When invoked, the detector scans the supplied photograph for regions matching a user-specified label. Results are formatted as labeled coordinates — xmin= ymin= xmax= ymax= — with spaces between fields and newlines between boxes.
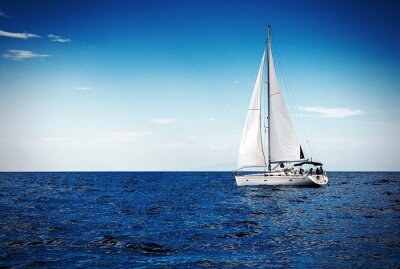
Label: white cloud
xmin=154 ymin=142 xmax=188 ymax=149
xmin=149 ymin=118 xmax=177 ymax=124
xmin=42 ymin=137 xmax=73 ymax=142
xmin=41 ymin=132 xmax=152 ymax=145
xmin=75 ymin=86 xmax=92 ymax=91
xmin=92 ymin=132 xmax=152 ymax=143
xmin=3 ymin=50 xmax=50 ymax=61
xmin=206 ymin=117 xmax=216 ymax=121
xmin=0 ymin=30 xmax=40 ymax=39
xmin=299 ymin=106 xmax=363 ymax=118
xmin=48 ymin=34 xmax=71 ymax=43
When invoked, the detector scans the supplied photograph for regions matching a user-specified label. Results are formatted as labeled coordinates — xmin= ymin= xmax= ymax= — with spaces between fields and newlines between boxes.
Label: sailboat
xmin=234 ymin=25 xmax=328 ymax=187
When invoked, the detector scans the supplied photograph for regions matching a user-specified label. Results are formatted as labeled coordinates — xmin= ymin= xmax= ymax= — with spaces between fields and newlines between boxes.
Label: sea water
xmin=0 ymin=172 xmax=399 ymax=268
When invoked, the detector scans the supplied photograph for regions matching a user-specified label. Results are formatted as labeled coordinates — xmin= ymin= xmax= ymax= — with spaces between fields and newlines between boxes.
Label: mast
xmin=267 ymin=24 xmax=271 ymax=171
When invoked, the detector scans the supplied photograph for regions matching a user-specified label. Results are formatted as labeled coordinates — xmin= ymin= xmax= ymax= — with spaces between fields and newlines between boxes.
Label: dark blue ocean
xmin=0 ymin=172 xmax=399 ymax=268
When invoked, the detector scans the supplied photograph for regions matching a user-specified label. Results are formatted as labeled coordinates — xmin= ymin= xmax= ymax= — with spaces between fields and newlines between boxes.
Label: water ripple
xmin=0 ymin=171 xmax=399 ymax=268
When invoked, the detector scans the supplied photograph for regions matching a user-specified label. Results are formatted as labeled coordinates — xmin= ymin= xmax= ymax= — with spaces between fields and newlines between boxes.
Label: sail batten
xmin=236 ymin=52 xmax=266 ymax=170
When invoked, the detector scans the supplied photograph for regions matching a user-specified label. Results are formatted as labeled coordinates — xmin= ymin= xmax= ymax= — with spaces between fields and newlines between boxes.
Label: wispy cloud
xmin=300 ymin=106 xmax=363 ymax=118
xmin=48 ymin=34 xmax=71 ymax=43
xmin=3 ymin=50 xmax=50 ymax=61
xmin=149 ymin=118 xmax=177 ymax=124
xmin=154 ymin=142 xmax=188 ymax=149
xmin=42 ymin=132 xmax=152 ymax=144
xmin=42 ymin=137 xmax=73 ymax=142
xmin=0 ymin=29 xmax=40 ymax=39
xmin=75 ymin=86 xmax=92 ymax=91
xmin=92 ymin=132 xmax=152 ymax=143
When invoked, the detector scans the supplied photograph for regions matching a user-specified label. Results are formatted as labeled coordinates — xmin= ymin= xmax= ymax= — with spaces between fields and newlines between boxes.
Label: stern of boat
xmin=308 ymin=174 xmax=329 ymax=185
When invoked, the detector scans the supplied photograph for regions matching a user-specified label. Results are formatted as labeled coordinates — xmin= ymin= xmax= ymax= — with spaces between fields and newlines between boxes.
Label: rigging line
xmin=271 ymin=40 xmax=303 ymax=143
xmin=283 ymin=66 xmax=315 ymax=159
xmin=274 ymin=38 xmax=314 ymax=159
xmin=283 ymin=59 xmax=314 ymax=159
xmin=271 ymin=36 xmax=312 ymax=160
xmin=273 ymin=42 xmax=307 ymax=155
xmin=278 ymin=52 xmax=313 ymax=159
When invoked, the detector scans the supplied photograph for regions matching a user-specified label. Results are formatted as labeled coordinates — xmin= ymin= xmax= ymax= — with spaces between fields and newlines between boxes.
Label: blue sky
xmin=0 ymin=0 xmax=399 ymax=171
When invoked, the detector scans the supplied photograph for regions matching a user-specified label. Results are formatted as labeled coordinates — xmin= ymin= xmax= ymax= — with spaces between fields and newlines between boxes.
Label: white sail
xmin=234 ymin=26 xmax=328 ymax=187
xmin=268 ymin=45 xmax=302 ymax=162
xmin=237 ymin=52 xmax=267 ymax=169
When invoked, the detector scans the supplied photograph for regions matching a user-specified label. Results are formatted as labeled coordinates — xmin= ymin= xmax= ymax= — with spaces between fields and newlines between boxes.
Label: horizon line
xmin=0 ymin=170 xmax=399 ymax=173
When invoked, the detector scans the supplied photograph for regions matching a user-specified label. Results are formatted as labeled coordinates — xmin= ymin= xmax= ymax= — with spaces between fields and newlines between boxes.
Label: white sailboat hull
xmin=235 ymin=173 xmax=328 ymax=186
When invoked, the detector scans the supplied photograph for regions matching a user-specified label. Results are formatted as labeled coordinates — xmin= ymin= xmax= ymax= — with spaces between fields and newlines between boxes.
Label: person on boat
xmin=316 ymin=167 xmax=320 ymax=175
xmin=320 ymin=166 xmax=324 ymax=174
xmin=275 ymin=163 xmax=285 ymax=173
xmin=283 ymin=168 xmax=289 ymax=175
xmin=299 ymin=168 xmax=304 ymax=175
xmin=290 ymin=168 xmax=295 ymax=175
xmin=309 ymin=168 xmax=313 ymax=175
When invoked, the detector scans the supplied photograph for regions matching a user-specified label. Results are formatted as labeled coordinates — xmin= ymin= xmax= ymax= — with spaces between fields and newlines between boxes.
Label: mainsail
xmin=237 ymin=31 xmax=304 ymax=170
xmin=268 ymin=44 xmax=302 ymax=163
xmin=236 ymin=52 xmax=267 ymax=169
